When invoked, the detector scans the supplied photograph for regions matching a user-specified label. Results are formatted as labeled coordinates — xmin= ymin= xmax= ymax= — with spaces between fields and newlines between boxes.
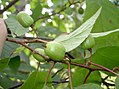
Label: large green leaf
xmin=115 ymin=76 xmax=119 ymax=89
xmin=74 ymin=83 xmax=103 ymax=89
xmin=0 ymin=41 xmax=19 ymax=59
xmin=20 ymin=71 xmax=52 ymax=89
xmin=84 ymin=0 xmax=119 ymax=32
xmin=92 ymin=46 xmax=119 ymax=70
xmin=8 ymin=56 xmax=20 ymax=73
xmin=72 ymin=68 xmax=101 ymax=87
xmin=83 ymin=0 xmax=119 ymax=50
xmin=55 ymin=7 xmax=101 ymax=52
xmin=0 ymin=58 xmax=9 ymax=71
xmin=5 ymin=15 xmax=28 ymax=36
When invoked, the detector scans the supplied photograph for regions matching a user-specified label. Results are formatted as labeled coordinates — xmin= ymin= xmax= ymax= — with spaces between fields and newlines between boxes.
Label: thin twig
xmin=90 ymin=62 xmax=119 ymax=76
xmin=44 ymin=62 xmax=55 ymax=85
xmin=67 ymin=62 xmax=73 ymax=89
xmin=6 ymin=37 xmax=48 ymax=43
xmin=0 ymin=0 xmax=19 ymax=14
xmin=36 ymin=62 xmax=40 ymax=76
xmin=33 ymin=1 xmax=80 ymax=24
xmin=6 ymin=37 xmax=49 ymax=61
xmin=83 ymin=70 xmax=92 ymax=84
xmin=52 ymin=67 xmax=64 ymax=78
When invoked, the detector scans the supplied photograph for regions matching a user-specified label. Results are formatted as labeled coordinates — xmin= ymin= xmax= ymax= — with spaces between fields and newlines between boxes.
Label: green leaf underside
xmin=92 ymin=28 xmax=119 ymax=38
xmin=0 ymin=74 xmax=13 ymax=89
xmin=115 ymin=76 xmax=119 ymax=89
xmin=55 ymin=7 xmax=101 ymax=52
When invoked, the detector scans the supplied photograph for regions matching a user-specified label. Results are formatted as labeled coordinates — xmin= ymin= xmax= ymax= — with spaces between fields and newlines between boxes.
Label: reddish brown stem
xmin=90 ymin=62 xmax=119 ymax=76
xmin=36 ymin=62 xmax=40 ymax=76
xmin=83 ymin=70 xmax=92 ymax=84
xmin=45 ymin=62 xmax=55 ymax=85
xmin=6 ymin=37 xmax=49 ymax=61
xmin=67 ymin=62 xmax=73 ymax=89
xmin=7 ymin=37 xmax=48 ymax=43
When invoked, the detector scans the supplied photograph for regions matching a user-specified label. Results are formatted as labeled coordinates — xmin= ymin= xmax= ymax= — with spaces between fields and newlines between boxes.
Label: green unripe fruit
xmin=81 ymin=34 xmax=95 ymax=50
xmin=17 ymin=11 xmax=34 ymax=28
xmin=44 ymin=41 xmax=66 ymax=61
xmin=33 ymin=48 xmax=46 ymax=62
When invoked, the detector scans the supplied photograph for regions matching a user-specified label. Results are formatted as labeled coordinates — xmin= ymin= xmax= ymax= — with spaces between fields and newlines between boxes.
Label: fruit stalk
xmin=0 ymin=18 xmax=7 ymax=56
xmin=44 ymin=62 xmax=55 ymax=85
xmin=67 ymin=62 xmax=73 ymax=89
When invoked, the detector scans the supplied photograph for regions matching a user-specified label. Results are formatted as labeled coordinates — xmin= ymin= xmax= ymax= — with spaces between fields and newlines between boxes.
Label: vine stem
xmin=44 ymin=62 xmax=55 ymax=85
xmin=6 ymin=38 xmax=119 ymax=76
xmin=67 ymin=62 xmax=73 ymax=89
xmin=89 ymin=62 xmax=119 ymax=76
xmin=83 ymin=70 xmax=92 ymax=84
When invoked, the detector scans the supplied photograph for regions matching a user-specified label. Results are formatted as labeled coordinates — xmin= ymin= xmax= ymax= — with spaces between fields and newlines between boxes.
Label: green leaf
xmin=115 ymin=76 xmax=119 ymax=89
xmin=92 ymin=46 xmax=119 ymax=70
xmin=5 ymin=15 xmax=28 ymax=36
xmin=8 ymin=56 xmax=20 ymax=73
xmin=84 ymin=0 xmax=119 ymax=32
xmin=0 ymin=41 xmax=19 ymax=59
xmin=72 ymin=68 xmax=101 ymax=87
xmin=74 ymin=83 xmax=103 ymax=89
xmin=20 ymin=71 xmax=52 ymax=89
xmin=0 ymin=73 xmax=13 ymax=89
xmin=55 ymin=7 xmax=101 ymax=52
xmin=0 ymin=58 xmax=9 ymax=71
xmin=32 ymin=3 xmax=42 ymax=20
xmin=93 ymin=31 xmax=119 ymax=50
